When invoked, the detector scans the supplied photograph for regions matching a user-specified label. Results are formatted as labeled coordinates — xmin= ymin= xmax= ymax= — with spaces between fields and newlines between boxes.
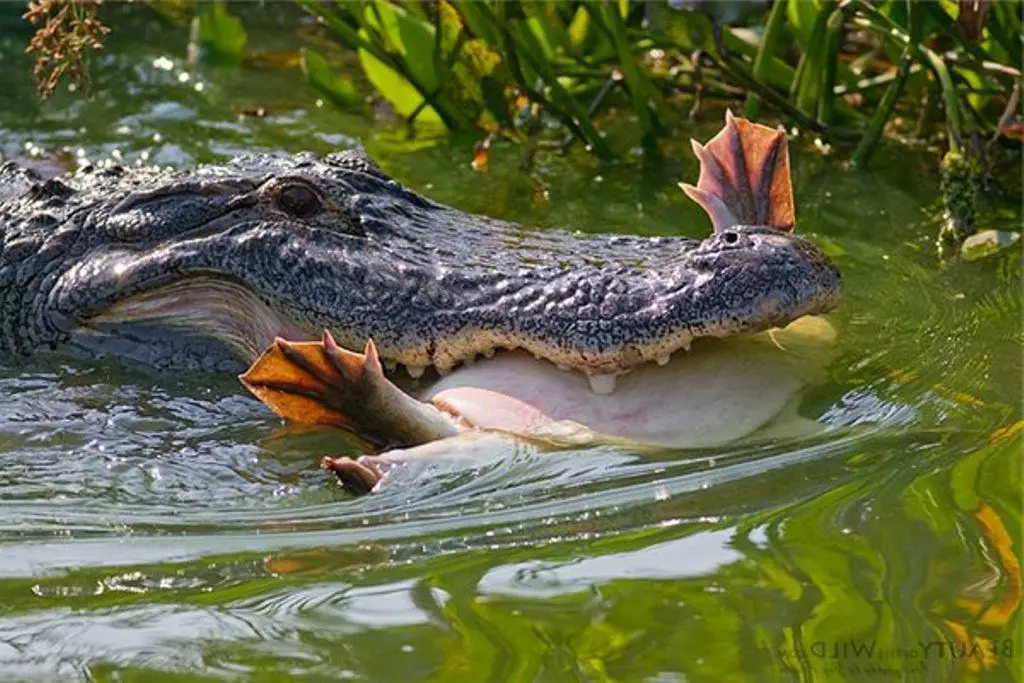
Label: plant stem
xmin=794 ymin=1 xmax=837 ymax=116
xmin=921 ymin=47 xmax=964 ymax=153
xmin=742 ymin=0 xmax=787 ymax=119
xmin=987 ymin=81 xmax=1020 ymax=150
xmin=915 ymin=73 xmax=940 ymax=139
xmin=495 ymin=22 xmax=615 ymax=160
xmin=560 ymin=72 xmax=623 ymax=152
xmin=819 ymin=7 xmax=846 ymax=124
xmin=703 ymin=38 xmax=838 ymax=137
xmin=834 ymin=64 xmax=922 ymax=96
xmin=852 ymin=51 xmax=913 ymax=169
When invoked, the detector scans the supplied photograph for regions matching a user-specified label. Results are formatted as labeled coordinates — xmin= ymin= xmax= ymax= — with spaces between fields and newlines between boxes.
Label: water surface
xmin=0 ymin=8 xmax=1020 ymax=682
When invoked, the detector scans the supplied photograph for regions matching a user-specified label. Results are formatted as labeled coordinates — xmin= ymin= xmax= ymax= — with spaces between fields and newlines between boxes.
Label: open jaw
xmin=76 ymin=220 xmax=839 ymax=388
xmin=233 ymin=113 xmax=846 ymax=494
xmin=4 ymin=111 xmax=842 ymax=486
xmin=55 ymin=113 xmax=838 ymax=395
xmin=240 ymin=315 xmax=838 ymax=494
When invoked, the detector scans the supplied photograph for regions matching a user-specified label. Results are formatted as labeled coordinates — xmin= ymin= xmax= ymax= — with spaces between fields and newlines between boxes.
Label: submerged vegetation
xmin=19 ymin=0 xmax=1023 ymax=254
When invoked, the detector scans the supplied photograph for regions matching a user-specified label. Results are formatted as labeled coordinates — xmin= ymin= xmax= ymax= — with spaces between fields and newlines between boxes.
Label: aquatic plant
xmin=290 ymin=2 xmax=1019 ymax=163
xmin=24 ymin=1 xmax=1021 ymax=161
xmin=22 ymin=0 xmax=109 ymax=98
xmin=279 ymin=0 xmax=1024 ymax=253
xmin=19 ymin=0 xmax=1023 ymax=252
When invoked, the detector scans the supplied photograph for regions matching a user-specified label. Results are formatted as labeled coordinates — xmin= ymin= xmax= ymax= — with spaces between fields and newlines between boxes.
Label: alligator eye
xmin=721 ymin=230 xmax=739 ymax=245
xmin=276 ymin=183 xmax=322 ymax=218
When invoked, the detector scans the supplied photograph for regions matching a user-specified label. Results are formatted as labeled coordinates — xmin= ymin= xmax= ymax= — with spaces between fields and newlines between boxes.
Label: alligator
xmin=234 ymin=114 xmax=842 ymax=492
xmin=0 ymin=113 xmax=841 ymax=492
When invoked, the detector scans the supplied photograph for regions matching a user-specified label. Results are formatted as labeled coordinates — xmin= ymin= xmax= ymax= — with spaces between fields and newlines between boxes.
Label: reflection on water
xmin=0 ymin=7 xmax=1020 ymax=682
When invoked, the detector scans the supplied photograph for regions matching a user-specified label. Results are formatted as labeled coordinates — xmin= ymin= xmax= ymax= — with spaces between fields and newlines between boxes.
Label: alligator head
xmin=0 ymin=113 xmax=840 ymax=382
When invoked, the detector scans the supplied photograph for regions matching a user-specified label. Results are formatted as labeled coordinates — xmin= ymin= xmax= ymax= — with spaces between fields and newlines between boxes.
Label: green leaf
xmin=786 ymin=0 xmax=821 ymax=48
xmin=437 ymin=0 xmax=465 ymax=54
xmin=524 ymin=16 xmax=557 ymax=60
xmin=297 ymin=2 xmax=429 ymax=114
xmin=357 ymin=29 xmax=442 ymax=124
xmin=519 ymin=3 xmax=570 ymax=60
xmin=479 ymin=73 xmax=514 ymax=130
xmin=188 ymin=1 xmax=247 ymax=64
xmin=793 ymin=1 xmax=835 ymax=115
xmin=590 ymin=3 xmax=664 ymax=142
xmin=988 ymin=1 xmax=1022 ymax=66
xmin=395 ymin=0 xmax=429 ymax=20
xmin=300 ymin=48 xmax=364 ymax=111
xmin=818 ymin=7 xmax=845 ymax=123
xmin=362 ymin=3 xmax=439 ymax=92
xmin=656 ymin=12 xmax=795 ymax=91
xmin=957 ymin=66 xmax=990 ymax=113
xmin=363 ymin=2 xmax=403 ymax=52
xmin=451 ymin=1 xmax=503 ymax=48
xmin=744 ymin=0 xmax=789 ymax=118
xmin=566 ymin=7 xmax=614 ymax=61
xmin=500 ymin=20 xmax=614 ymax=159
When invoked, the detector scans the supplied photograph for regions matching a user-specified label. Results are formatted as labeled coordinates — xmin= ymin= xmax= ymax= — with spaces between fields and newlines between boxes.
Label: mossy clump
xmin=937 ymin=149 xmax=981 ymax=256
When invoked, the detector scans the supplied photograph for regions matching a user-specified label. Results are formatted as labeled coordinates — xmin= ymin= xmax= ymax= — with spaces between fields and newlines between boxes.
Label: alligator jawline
xmin=84 ymin=277 xmax=314 ymax=362
xmin=375 ymin=292 xmax=837 ymax=393
xmin=79 ymin=274 xmax=834 ymax=395
xmin=77 ymin=276 xmax=652 ymax=385
xmin=79 ymin=279 xmax=692 ymax=394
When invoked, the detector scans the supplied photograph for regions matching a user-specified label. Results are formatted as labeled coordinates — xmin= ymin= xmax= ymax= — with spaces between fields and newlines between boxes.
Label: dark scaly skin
xmin=0 ymin=149 xmax=841 ymax=375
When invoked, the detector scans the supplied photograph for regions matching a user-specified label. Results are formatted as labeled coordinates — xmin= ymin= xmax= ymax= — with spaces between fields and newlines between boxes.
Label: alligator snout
xmin=687 ymin=226 xmax=842 ymax=331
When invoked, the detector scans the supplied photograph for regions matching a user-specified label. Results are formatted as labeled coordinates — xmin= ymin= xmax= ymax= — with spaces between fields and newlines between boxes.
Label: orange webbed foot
xmin=240 ymin=331 xmax=462 ymax=451
xmin=680 ymin=110 xmax=795 ymax=233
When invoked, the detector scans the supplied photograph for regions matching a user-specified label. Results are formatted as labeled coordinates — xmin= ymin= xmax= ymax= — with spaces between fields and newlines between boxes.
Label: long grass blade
xmin=852 ymin=51 xmax=914 ymax=168
xmin=743 ymin=0 xmax=788 ymax=119
xmin=588 ymin=3 xmax=663 ymax=144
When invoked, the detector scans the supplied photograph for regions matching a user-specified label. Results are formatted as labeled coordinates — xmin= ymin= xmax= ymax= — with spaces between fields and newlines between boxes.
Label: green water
xmin=0 ymin=8 xmax=1020 ymax=682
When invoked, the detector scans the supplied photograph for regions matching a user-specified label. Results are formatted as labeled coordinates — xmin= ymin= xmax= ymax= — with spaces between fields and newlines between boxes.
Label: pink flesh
xmin=432 ymin=387 xmax=553 ymax=431
xmin=423 ymin=317 xmax=835 ymax=448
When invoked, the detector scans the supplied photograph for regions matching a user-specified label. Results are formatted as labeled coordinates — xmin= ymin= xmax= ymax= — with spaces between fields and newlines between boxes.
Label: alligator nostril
xmin=722 ymin=231 xmax=739 ymax=245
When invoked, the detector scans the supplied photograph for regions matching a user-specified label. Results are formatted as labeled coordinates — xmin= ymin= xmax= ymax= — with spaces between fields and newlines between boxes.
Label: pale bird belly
xmin=423 ymin=316 xmax=837 ymax=448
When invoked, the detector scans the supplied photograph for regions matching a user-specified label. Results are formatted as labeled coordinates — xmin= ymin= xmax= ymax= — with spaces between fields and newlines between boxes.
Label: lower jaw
xmin=67 ymin=322 xmax=256 ymax=372
xmin=415 ymin=316 xmax=836 ymax=447
xmin=78 ymin=277 xmax=316 ymax=371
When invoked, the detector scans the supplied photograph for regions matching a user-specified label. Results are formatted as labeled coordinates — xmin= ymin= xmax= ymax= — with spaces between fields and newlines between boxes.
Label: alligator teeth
xmin=406 ymin=364 xmax=426 ymax=379
xmin=587 ymin=373 xmax=617 ymax=395
xmin=557 ymin=364 xmax=572 ymax=372
xmin=384 ymin=360 xmax=397 ymax=373
xmin=679 ymin=339 xmax=692 ymax=352
xmin=655 ymin=354 xmax=671 ymax=366
xmin=482 ymin=349 xmax=496 ymax=359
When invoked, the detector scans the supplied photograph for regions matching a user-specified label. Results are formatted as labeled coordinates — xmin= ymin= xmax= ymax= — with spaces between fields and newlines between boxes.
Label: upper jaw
xmin=74 ymin=208 xmax=840 ymax=380
xmin=248 ymin=225 xmax=843 ymax=380
xmin=91 ymin=114 xmax=841 ymax=378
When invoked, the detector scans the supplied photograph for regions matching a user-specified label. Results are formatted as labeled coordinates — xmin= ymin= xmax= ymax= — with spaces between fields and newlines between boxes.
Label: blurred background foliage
xmin=18 ymin=0 xmax=1023 ymax=251
xmin=25 ymin=1 xmax=1023 ymax=157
